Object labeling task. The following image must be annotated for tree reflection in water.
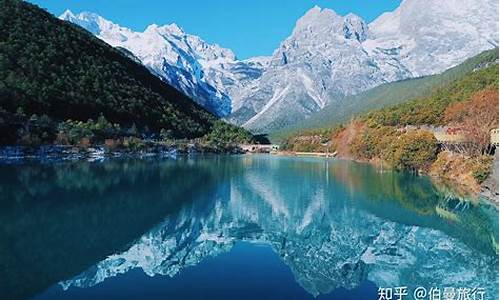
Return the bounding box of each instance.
[0,156,497,299]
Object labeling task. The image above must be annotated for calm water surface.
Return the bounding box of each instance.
[0,155,498,300]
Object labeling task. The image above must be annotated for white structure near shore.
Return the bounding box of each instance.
[239,144,279,153]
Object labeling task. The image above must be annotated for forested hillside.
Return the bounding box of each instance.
[0,0,225,144]
[362,63,498,127]
[283,56,499,195]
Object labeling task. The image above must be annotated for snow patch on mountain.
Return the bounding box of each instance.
[368,0,499,77]
[61,0,498,133]
[231,0,498,133]
[230,7,413,133]
[60,10,266,117]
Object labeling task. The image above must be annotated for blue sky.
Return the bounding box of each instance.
[29,0,401,59]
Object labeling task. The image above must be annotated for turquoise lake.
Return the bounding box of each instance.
[0,155,498,300]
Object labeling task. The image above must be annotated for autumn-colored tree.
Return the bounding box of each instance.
[349,125,399,160]
[444,101,467,123]
[444,88,499,155]
[387,130,438,171]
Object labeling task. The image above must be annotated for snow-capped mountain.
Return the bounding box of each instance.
[228,7,413,132]
[60,10,268,117]
[61,0,499,132]
[230,0,498,133]
[367,0,499,76]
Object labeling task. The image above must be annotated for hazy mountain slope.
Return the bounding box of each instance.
[228,8,411,133]
[0,0,216,139]
[278,54,498,152]
[281,48,499,134]
[230,0,498,133]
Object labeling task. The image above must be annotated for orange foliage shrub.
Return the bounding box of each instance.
[444,88,499,154]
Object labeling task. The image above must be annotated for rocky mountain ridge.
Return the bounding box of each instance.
[60,0,499,133]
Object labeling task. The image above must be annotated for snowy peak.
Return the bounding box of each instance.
[61,10,108,35]
[59,9,75,20]
[344,13,368,42]
[60,10,133,43]
[61,1,498,133]
[272,7,369,66]
[294,6,342,33]
[59,10,253,117]
[292,7,367,41]
[367,0,499,76]
[229,1,498,133]
[60,11,237,65]
[370,0,498,37]
[145,23,184,36]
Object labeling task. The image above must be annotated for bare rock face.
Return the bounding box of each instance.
[230,0,499,133]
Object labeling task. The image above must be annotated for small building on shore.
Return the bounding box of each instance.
[239,144,279,153]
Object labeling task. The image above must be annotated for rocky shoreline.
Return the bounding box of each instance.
[0,143,244,163]
[0,145,173,163]
[2,145,497,208]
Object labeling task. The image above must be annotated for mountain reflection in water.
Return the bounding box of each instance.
[0,155,497,300]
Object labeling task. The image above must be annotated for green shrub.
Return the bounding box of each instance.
[387,130,438,171]
[351,127,437,171]
[122,137,145,151]
[472,156,494,183]
[205,120,254,146]
[350,126,399,160]
[58,116,122,144]
[364,64,499,127]
[281,126,342,152]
